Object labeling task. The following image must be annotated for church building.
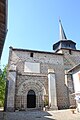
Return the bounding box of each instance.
[6,20,80,111]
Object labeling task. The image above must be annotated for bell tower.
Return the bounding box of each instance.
[53,20,76,52]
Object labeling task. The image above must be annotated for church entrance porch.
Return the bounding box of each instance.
[15,79,47,111]
[27,90,36,108]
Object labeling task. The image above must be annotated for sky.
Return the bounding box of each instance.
[1,0,80,68]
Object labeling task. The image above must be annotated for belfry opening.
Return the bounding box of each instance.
[27,90,36,108]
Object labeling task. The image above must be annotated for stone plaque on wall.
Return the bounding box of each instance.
[24,62,40,73]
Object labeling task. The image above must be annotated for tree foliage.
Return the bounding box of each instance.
[0,66,7,107]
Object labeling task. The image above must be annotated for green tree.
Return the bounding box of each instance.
[0,66,7,107]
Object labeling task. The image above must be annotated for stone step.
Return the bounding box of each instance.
[26,108,41,111]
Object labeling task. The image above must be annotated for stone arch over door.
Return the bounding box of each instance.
[27,90,36,108]
[17,80,46,109]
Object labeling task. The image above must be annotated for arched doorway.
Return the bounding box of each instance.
[27,90,36,108]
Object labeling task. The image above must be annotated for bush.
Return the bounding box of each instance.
[0,66,7,107]
[44,98,49,107]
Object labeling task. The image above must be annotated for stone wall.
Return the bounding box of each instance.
[58,49,80,108]
[15,74,48,109]
[7,48,70,110]
[62,49,80,70]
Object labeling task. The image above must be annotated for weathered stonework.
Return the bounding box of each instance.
[58,49,80,107]
[6,46,80,111]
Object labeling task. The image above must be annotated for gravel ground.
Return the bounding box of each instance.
[0,109,80,120]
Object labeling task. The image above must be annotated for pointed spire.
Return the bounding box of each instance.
[59,19,67,40]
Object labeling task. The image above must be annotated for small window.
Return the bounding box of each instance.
[30,53,33,57]
[69,50,72,55]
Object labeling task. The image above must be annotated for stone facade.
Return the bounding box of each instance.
[58,49,80,107]
[6,47,69,111]
[6,21,80,111]
[6,47,80,111]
